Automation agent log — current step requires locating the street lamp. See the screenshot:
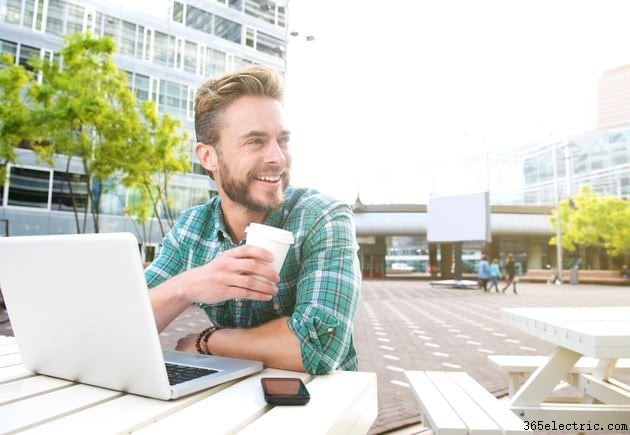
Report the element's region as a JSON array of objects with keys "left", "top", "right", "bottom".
[{"left": 551, "top": 141, "right": 563, "bottom": 283}]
